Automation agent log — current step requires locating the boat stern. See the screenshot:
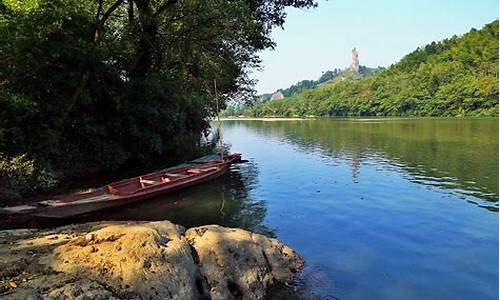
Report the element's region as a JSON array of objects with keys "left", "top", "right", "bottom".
[{"left": 0, "top": 204, "right": 39, "bottom": 215}]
